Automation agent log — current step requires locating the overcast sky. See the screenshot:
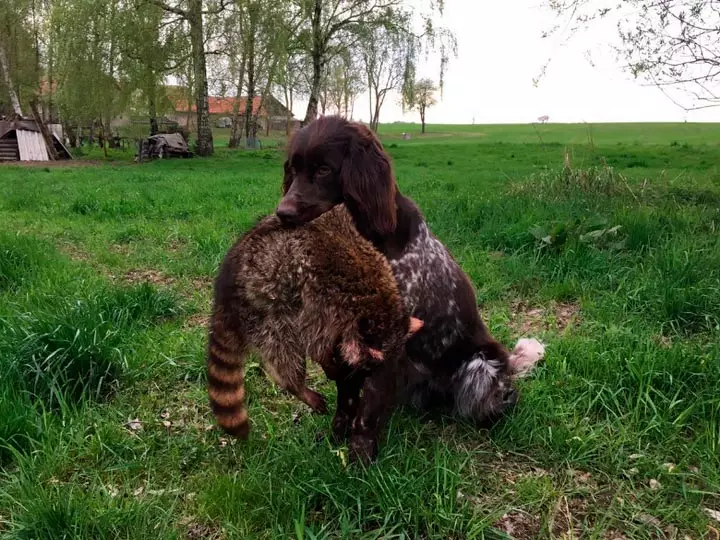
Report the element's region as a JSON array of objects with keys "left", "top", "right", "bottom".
[{"left": 294, "top": 0, "right": 720, "bottom": 124}]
